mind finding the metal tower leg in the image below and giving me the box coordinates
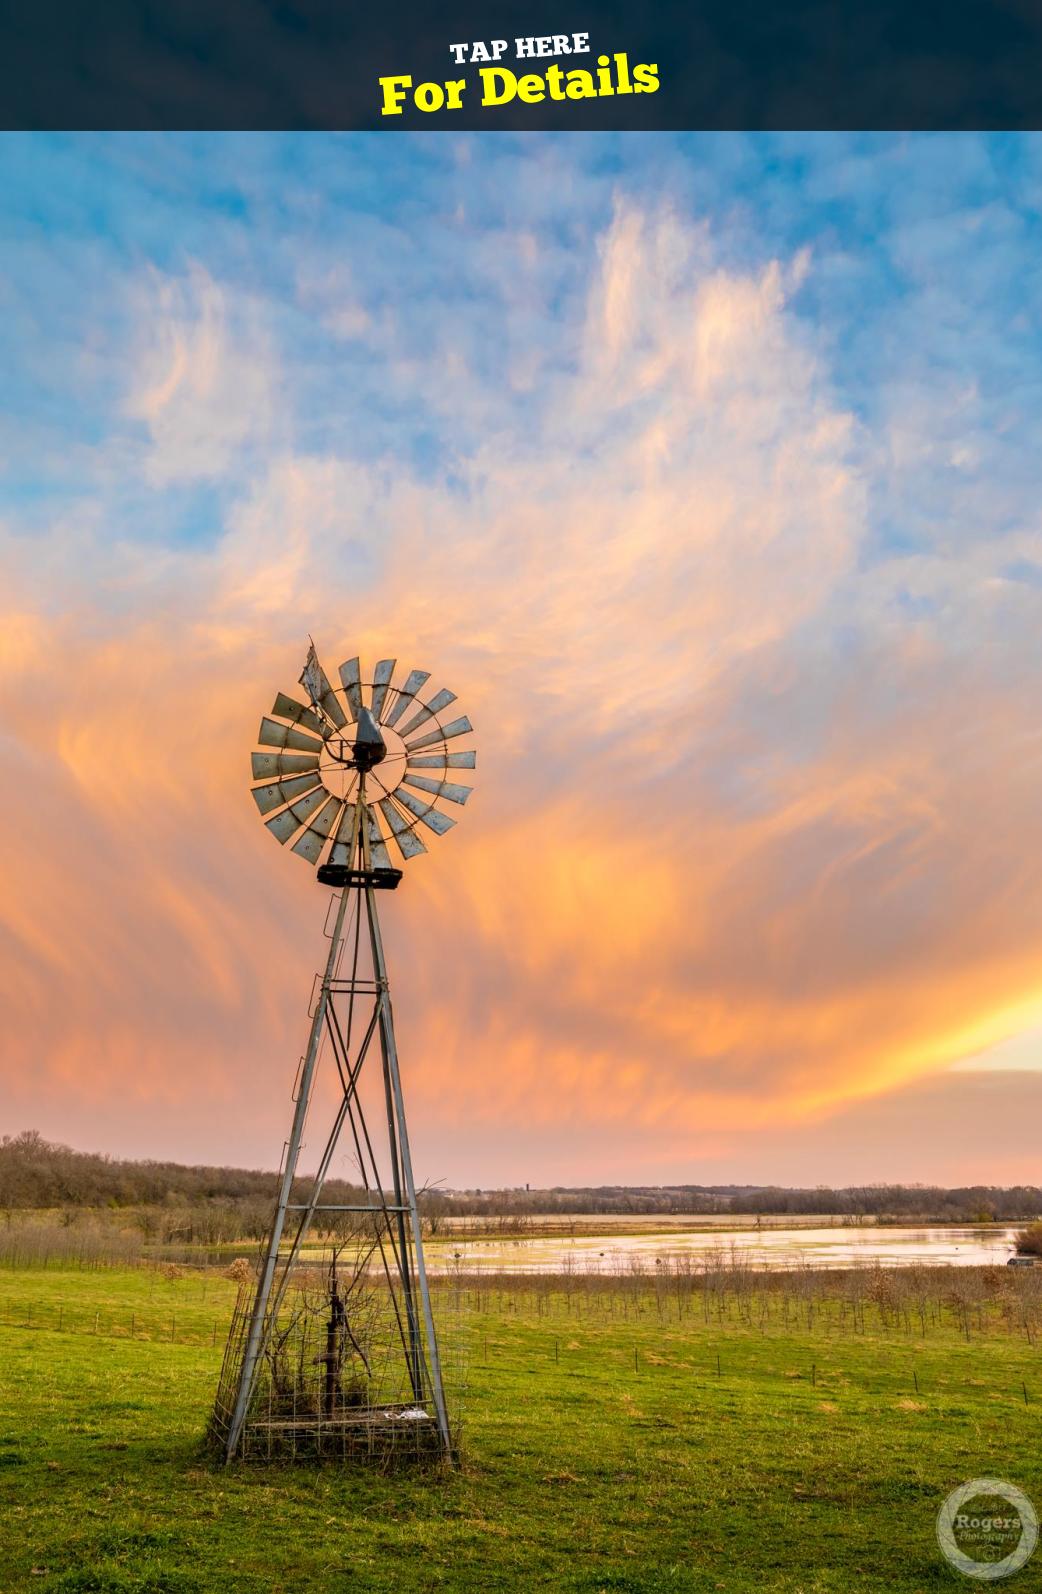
[222,877,354,1462]
[365,877,452,1457]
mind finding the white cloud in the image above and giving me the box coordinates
[125,262,275,486]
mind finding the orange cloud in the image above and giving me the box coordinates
[2,203,1041,1185]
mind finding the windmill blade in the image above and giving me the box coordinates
[252,781,287,818]
[403,715,473,754]
[291,827,326,865]
[271,691,330,741]
[383,668,431,729]
[299,644,348,730]
[396,687,457,741]
[364,804,393,870]
[251,751,320,780]
[370,658,396,721]
[266,809,301,844]
[378,797,428,860]
[326,801,360,868]
[407,751,476,770]
[258,717,325,755]
[311,795,344,838]
[251,774,323,816]
[291,796,344,863]
[337,657,363,721]
[393,786,456,836]
[265,786,328,844]
[402,774,472,805]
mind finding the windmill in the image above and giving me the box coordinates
[211,644,474,1465]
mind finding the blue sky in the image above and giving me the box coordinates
[4,133,1042,547]
[2,133,1042,1185]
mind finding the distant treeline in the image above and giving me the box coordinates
[1,1131,1039,1225]
[725,1186,1042,1221]
[0,1131,362,1240]
[428,1184,1042,1222]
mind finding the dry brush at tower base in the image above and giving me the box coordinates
[210,1249,465,1468]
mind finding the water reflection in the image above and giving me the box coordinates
[427,1222,1024,1273]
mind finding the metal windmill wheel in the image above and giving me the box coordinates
[249,645,475,883]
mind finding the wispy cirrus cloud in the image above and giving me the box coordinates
[125,262,276,486]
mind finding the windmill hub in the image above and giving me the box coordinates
[351,705,388,771]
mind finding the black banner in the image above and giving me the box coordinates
[2,0,1042,130]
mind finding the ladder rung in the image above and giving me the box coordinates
[284,1203,410,1213]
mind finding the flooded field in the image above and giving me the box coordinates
[426,1219,1027,1273]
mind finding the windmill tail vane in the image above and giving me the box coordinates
[210,644,475,1466]
[297,637,326,714]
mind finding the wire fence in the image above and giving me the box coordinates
[0,1299,229,1346]
[1,1291,1036,1418]
[3,1261,1042,1336]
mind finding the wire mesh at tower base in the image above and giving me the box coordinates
[209,1243,468,1465]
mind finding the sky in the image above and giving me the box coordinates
[1,131,1042,1191]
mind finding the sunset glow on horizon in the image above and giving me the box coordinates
[2,134,1042,1188]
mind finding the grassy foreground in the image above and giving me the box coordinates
[0,1265,1039,1592]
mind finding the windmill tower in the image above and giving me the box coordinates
[211,644,474,1464]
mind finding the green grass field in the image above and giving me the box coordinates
[0,1264,1039,1592]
